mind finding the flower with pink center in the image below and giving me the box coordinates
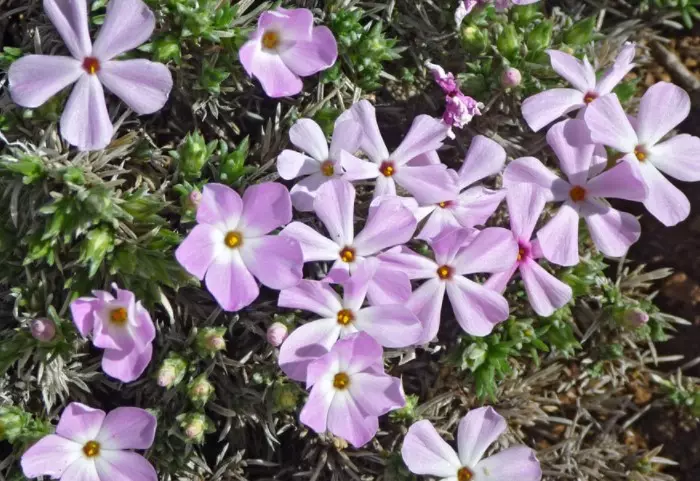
[485,184,573,316]
[425,62,483,135]
[277,117,361,211]
[456,0,541,25]
[281,179,416,300]
[413,135,507,241]
[8,0,173,151]
[426,62,459,94]
[378,227,517,342]
[503,119,648,266]
[239,8,337,98]
[175,182,303,312]
[277,259,422,381]
[584,82,700,227]
[70,285,155,383]
[299,332,405,448]
[336,100,457,204]
[401,406,542,481]
[522,43,636,132]
[21,402,157,481]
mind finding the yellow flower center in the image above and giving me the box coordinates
[109,307,128,326]
[634,146,647,162]
[379,161,395,177]
[437,265,453,280]
[569,185,586,202]
[336,309,354,326]
[583,92,598,104]
[262,30,280,50]
[333,372,350,390]
[320,160,335,177]
[457,467,474,481]
[224,231,242,248]
[517,247,526,261]
[438,201,452,208]
[339,246,356,263]
[82,440,101,458]
[82,57,100,75]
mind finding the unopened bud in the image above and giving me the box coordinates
[31,318,56,342]
[177,412,211,443]
[624,308,649,328]
[267,322,288,347]
[196,327,227,357]
[501,67,522,88]
[497,24,520,61]
[187,374,214,406]
[188,190,202,209]
[272,383,299,413]
[156,353,188,388]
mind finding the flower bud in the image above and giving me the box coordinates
[178,132,213,180]
[267,322,288,347]
[564,16,596,46]
[623,308,649,328]
[526,21,553,52]
[176,413,211,443]
[497,24,520,60]
[501,67,522,88]
[156,353,187,388]
[30,318,56,342]
[460,25,488,55]
[0,406,28,443]
[272,383,299,413]
[187,374,214,406]
[196,327,227,357]
[187,190,202,209]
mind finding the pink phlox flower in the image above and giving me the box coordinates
[239,8,337,98]
[456,0,541,25]
[299,332,405,448]
[277,117,362,211]
[425,61,459,95]
[336,100,458,204]
[21,402,157,481]
[522,42,636,132]
[8,0,173,151]
[584,81,700,227]
[175,182,303,312]
[281,179,417,303]
[503,119,648,267]
[378,227,517,343]
[401,406,542,481]
[413,135,507,241]
[443,92,483,132]
[70,284,155,383]
[277,258,422,381]
[485,184,573,316]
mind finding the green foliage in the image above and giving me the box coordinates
[646,0,700,28]
[0,406,52,447]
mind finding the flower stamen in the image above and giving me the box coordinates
[438,200,452,209]
[82,57,100,75]
[83,440,101,458]
[333,372,350,390]
[634,146,647,162]
[437,265,453,280]
[109,308,128,326]
[339,246,356,263]
[224,231,242,248]
[262,31,280,50]
[320,160,335,177]
[569,185,586,202]
[379,161,395,177]
[583,91,598,104]
[336,309,354,326]
[457,467,473,481]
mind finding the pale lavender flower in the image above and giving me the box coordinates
[278,259,421,381]
[239,8,337,98]
[522,43,636,132]
[299,332,405,448]
[336,100,457,204]
[503,119,647,266]
[378,227,517,342]
[21,402,156,481]
[277,117,361,211]
[584,82,700,226]
[70,285,155,383]
[485,184,573,317]
[175,183,303,311]
[401,406,541,481]
[31,318,56,342]
[8,0,173,151]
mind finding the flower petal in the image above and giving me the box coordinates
[196,183,242,229]
[340,150,380,181]
[60,74,113,151]
[43,0,91,58]
[95,450,157,481]
[503,156,570,202]
[484,262,519,294]
[277,150,319,180]
[56,402,106,443]
[417,207,462,241]
[96,407,156,450]
[636,82,690,146]
[354,305,422,347]
[340,100,389,163]
[279,280,343,318]
[596,42,636,95]
[335,331,385,375]
[408,279,446,344]
[175,224,219,280]
[349,372,405,416]
[299,374,336,431]
[70,297,98,336]
[453,227,519,275]
[536,202,580,266]
[520,259,573,317]
[102,344,152,383]
[394,164,459,205]
[583,94,638,153]
[326,391,379,448]
[245,48,303,98]
[638,160,690,226]
[378,246,438,280]
[258,8,313,41]
[280,26,338,76]
[648,134,700,182]
[280,221,339,261]
[391,115,450,165]
[546,119,595,186]
[431,227,477,266]
[458,135,506,189]
[330,119,363,161]
[521,88,585,132]
[314,179,355,246]
[582,201,640,257]
[239,235,302,289]
[548,50,596,92]
[452,186,506,229]
[506,183,547,241]
[98,59,172,115]
[401,420,462,477]
[374,174,397,198]
[585,158,647,201]
[92,0,155,60]
[204,252,259,311]
[474,446,542,481]
[447,276,509,336]
[288,118,329,161]
[59,456,100,481]
[8,55,82,108]
[239,182,293,236]
[20,434,82,479]
[457,406,507,467]
[291,173,331,212]
[279,319,340,382]
[366,267,413,305]
[354,197,416,256]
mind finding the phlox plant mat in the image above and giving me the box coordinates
[1,0,700,480]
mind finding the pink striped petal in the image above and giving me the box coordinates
[457,406,506,466]
[475,446,542,481]
[280,221,339,261]
[354,197,416,256]
[43,0,91,58]
[636,82,690,146]
[96,407,156,449]
[585,159,647,201]
[484,262,518,293]
[278,280,342,318]
[240,235,302,290]
[314,179,355,246]
[349,372,405,416]
[391,115,450,165]
[196,183,242,228]
[649,134,700,182]
[102,344,152,383]
[239,182,293,236]
[536,202,580,266]
[340,100,389,163]
[458,135,506,189]
[70,297,98,336]
[289,118,329,161]
[519,259,572,317]
[638,161,690,227]
[204,253,259,311]
[582,201,640,257]
[447,276,509,336]
[503,156,570,202]
[92,0,155,60]
[366,267,413,305]
[280,26,338,76]
[98,60,172,115]
[506,183,546,241]
[547,50,596,92]
[522,88,585,132]
[290,172,330,212]
[277,150,319,180]
[584,94,638,153]
[546,119,595,186]
[20,434,81,479]
[453,227,518,275]
[394,164,459,205]
[8,55,82,108]
[95,450,157,481]
[354,305,422,347]
[56,402,106,443]
[279,319,340,382]
[175,224,219,280]
[326,391,379,448]
[401,420,461,477]
[408,279,446,344]
[60,75,113,151]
